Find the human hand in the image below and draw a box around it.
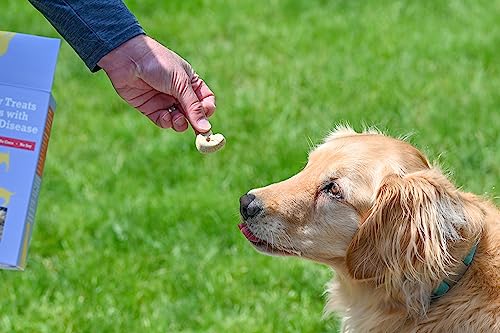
[97,35,215,133]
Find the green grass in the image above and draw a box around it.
[1,0,499,332]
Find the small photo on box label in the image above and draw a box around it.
[0,207,6,241]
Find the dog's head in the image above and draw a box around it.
[239,127,482,313]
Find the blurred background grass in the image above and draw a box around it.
[1,0,499,332]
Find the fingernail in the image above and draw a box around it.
[174,117,187,127]
[197,118,211,131]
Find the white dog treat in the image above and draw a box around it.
[195,131,226,154]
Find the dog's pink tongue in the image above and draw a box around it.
[238,223,260,243]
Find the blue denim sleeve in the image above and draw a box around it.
[28,0,145,72]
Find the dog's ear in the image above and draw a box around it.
[345,168,480,314]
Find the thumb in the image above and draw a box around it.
[176,84,212,133]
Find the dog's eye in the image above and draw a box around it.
[324,181,343,200]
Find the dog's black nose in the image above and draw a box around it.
[239,193,262,219]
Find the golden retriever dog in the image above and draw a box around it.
[238,126,499,332]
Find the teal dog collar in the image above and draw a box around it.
[431,241,479,300]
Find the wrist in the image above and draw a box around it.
[97,34,151,72]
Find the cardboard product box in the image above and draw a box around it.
[0,31,60,269]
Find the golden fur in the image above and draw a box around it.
[240,126,500,332]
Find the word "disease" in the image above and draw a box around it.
[0,119,38,134]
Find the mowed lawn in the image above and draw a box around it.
[1,1,499,332]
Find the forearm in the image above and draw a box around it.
[28,0,145,72]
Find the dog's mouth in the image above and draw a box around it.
[238,223,300,257]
